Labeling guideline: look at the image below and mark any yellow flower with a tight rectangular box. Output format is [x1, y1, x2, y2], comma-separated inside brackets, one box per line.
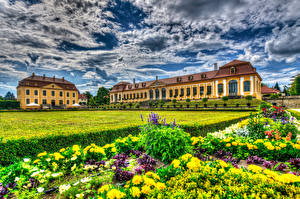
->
[130, 187, 141, 198]
[187, 157, 201, 171]
[111, 147, 117, 153]
[37, 151, 47, 157]
[226, 143, 231, 147]
[33, 159, 40, 164]
[53, 152, 64, 161]
[275, 146, 281, 150]
[191, 137, 199, 145]
[106, 189, 126, 199]
[141, 185, 151, 195]
[143, 176, 156, 186]
[155, 182, 166, 190]
[59, 148, 66, 153]
[218, 160, 228, 168]
[131, 137, 139, 142]
[180, 153, 192, 162]
[132, 175, 143, 185]
[98, 184, 110, 194]
[294, 144, 300, 150]
[248, 165, 263, 173]
[72, 145, 80, 152]
[279, 143, 287, 148]
[171, 159, 181, 168]
[232, 142, 238, 146]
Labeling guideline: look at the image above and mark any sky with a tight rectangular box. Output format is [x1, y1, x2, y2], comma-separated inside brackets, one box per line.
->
[0, 0, 300, 96]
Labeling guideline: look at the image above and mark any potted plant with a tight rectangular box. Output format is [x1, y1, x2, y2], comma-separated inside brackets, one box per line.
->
[222, 96, 228, 107]
[214, 103, 218, 108]
[202, 98, 208, 108]
[245, 95, 253, 107]
[236, 103, 239, 108]
[195, 103, 198, 109]
[172, 99, 177, 108]
[186, 98, 190, 108]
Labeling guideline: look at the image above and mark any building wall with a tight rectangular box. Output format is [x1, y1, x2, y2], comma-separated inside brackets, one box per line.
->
[109, 74, 262, 103]
[17, 83, 78, 109]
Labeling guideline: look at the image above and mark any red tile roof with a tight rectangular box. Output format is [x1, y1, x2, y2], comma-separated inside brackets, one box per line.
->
[261, 85, 280, 94]
[110, 60, 262, 93]
[17, 74, 78, 91]
[79, 94, 87, 100]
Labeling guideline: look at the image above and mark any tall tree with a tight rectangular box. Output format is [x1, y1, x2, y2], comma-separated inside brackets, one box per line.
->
[83, 91, 93, 104]
[4, 92, 16, 100]
[295, 76, 300, 95]
[95, 87, 110, 105]
[0, 95, 3, 100]
[274, 82, 281, 92]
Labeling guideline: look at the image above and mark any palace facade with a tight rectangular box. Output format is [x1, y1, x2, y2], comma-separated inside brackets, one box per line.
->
[110, 60, 262, 103]
[17, 73, 79, 109]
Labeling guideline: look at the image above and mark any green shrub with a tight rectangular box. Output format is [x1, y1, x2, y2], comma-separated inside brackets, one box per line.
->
[139, 125, 192, 163]
[0, 100, 20, 109]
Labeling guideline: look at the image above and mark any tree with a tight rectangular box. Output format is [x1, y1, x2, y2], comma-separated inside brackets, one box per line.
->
[245, 95, 253, 107]
[95, 87, 110, 105]
[4, 92, 15, 100]
[89, 97, 97, 106]
[274, 82, 281, 92]
[83, 91, 93, 105]
[0, 96, 3, 100]
[295, 76, 300, 95]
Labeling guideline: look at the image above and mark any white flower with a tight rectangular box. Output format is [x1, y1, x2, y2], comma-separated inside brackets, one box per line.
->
[23, 158, 30, 162]
[71, 156, 77, 161]
[71, 164, 77, 171]
[37, 187, 45, 193]
[76, 193, 84, 198]
[80, 177, 91, 183]
[14, 177, 20, 182]
[59, 184, 71, 194]
[31, 171, 40, 177]
[73, 181, 79, 186]
[51, 172, 63, 178]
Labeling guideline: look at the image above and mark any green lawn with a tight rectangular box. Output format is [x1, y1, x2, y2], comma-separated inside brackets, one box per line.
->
[0, 110, 251, 140]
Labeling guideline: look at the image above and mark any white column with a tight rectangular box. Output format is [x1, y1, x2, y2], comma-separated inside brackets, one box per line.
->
[240, 77, 244, 96]
[250, 76, 253, 95]
[223, 79, 227, 96]
[215, 80, 219, 97]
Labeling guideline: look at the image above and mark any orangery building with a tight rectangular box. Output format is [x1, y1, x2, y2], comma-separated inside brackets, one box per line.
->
[110, 60, 262, 103]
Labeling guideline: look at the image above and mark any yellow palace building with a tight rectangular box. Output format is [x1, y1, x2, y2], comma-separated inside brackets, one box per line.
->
[17, 73, 79, 109]
[110, 60, 262, 103]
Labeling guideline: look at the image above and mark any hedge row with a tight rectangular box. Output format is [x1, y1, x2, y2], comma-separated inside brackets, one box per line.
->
[0, 116, 247, 165]
[0, 100, 20, 110]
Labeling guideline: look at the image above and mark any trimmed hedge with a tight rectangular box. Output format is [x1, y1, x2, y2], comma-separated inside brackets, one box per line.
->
[0, 100, 20, 110]
[0, 116, 248, 165]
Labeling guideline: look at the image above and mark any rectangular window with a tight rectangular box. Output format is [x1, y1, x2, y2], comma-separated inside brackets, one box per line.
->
[244, 81, 251, 92]
[67, 92, 70, 97]
[59, 100, 63, 105]
[193, 87, 197, 96]
[34, 90, 38, 95]
[43, 90, 46, 96]
[200, 86, 204, 95]
[169, 90, 173, 97]
[60, 91, 63, 97]
[145, 92, 147, 98]
[137, 93, 139, 99]
[34, 99, 38, 104]
[73, 92, 75, 98]
[133, 93, 136, 99]
[52, 91, 55, 96]
[26, 89, 30, 95]
[175, 89, 178, 97]
[26, 99, 30, 104]
[218, 84, 224, 94]
[127, 94, 129, 99]
[130, 94, 132, 99]
[207, 86, 212, 95]
[186, 88, 190, 96]
[180, 88, 184, 96]
[67, 100, 70, 105]
[42, 99, 47, 104]
[141, 93, 143, 98]
[72, 100, 75, 104]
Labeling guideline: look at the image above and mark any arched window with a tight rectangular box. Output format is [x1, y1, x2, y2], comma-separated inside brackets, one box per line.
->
[169, 89, 173, 97]
[149, 90, 153, 99]
[218, 83, 223, 94]
[230, 67, 236, 74]
[155, 89, 160, 99]
[244, 81, 250, 92]
[162, 88, 166, 99]
[229, 80, 238, 96]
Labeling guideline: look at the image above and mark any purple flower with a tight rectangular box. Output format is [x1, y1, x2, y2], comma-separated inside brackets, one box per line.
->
[140, 114, 143, 121]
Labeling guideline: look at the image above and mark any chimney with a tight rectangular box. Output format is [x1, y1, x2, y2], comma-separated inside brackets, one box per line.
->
[43, 74, 45, 79]
[62, 77, 64, 82]
[133, 78, 135, 84]
[214, 63, 218, 71]
[32, 72, 35, 77]
[156, 76, 158, 81]
[53, 75, 55, 81]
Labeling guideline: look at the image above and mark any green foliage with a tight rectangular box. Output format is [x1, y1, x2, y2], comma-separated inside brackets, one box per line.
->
[274, 82, 281, 92]
[186, 98, 191, 103]
[246, 114, 267, 139]
[95, 87, 110, 105]
[222, 96, 229, 101]
[295, 76, 300, 95]
[0, 100, 20, 109]
[156, 165, 181, 183]
[172, 99, 177, 104]
[4, 91, 16, 100]
[245, 95, 253, 101]
[140, 125, 192, 163]
[271, 122, 298, 139]
[270, 93, 280, 99]
[202, 98, 208, 103]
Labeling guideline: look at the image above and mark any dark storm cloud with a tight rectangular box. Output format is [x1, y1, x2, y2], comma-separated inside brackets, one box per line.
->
[139, 36, 169, 52]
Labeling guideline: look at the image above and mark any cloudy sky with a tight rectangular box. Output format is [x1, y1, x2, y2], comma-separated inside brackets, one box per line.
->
[0, 0, 300, 96]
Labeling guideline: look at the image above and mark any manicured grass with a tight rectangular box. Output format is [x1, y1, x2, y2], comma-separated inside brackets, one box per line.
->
[0, 110, 251, 140]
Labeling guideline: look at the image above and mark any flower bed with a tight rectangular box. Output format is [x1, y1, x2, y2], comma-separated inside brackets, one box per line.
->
[0, 109, 299, 199]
